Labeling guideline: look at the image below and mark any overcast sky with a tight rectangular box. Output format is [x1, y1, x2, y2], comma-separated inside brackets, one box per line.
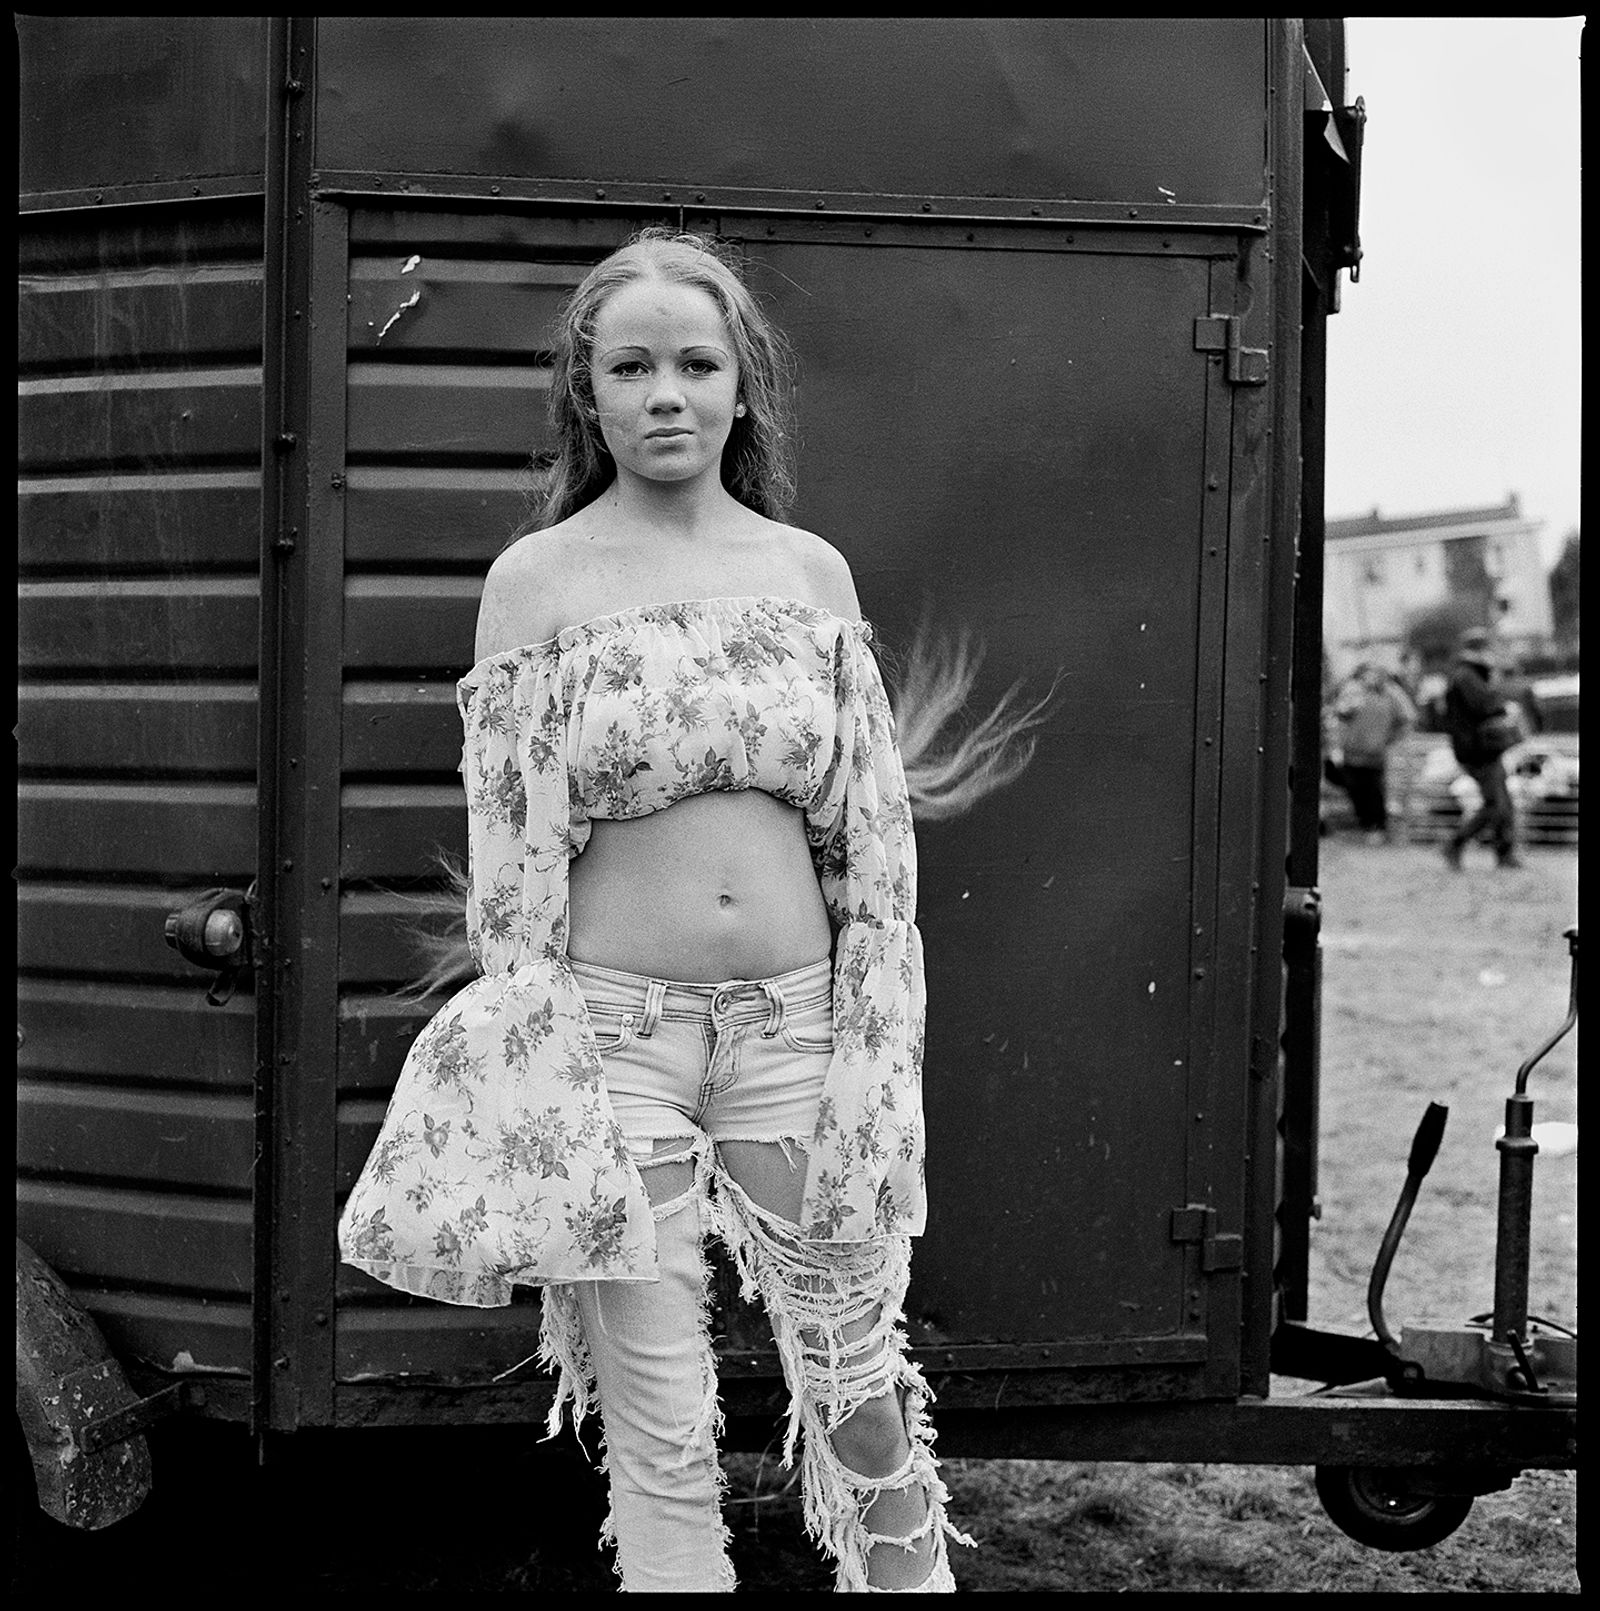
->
[1326, 17, 1583, 567]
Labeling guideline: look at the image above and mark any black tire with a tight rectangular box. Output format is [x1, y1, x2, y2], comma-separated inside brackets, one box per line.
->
[1313, 1464, 1475, 1552]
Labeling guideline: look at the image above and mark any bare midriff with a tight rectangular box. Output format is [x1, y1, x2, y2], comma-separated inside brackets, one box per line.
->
[566, 790, 834, 983]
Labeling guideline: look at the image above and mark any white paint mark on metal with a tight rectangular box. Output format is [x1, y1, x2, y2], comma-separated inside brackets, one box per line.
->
[375, 288, 422, 342]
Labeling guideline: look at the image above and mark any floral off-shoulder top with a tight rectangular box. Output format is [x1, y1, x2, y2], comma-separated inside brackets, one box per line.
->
[338, 595, 926, 1307]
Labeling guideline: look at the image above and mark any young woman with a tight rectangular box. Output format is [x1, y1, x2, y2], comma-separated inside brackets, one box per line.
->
[340, 229, 1040, 1592]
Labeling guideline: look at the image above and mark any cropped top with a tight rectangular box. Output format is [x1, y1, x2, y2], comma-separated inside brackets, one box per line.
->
[338, 595, 927, 1307]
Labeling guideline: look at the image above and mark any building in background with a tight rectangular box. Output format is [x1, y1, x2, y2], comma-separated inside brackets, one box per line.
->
[1323, 494, 1551, 680]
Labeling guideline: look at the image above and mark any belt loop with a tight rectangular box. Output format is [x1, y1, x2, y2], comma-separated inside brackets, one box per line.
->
[760, 979, 785, 1039]
[638, 977, 667, 1038]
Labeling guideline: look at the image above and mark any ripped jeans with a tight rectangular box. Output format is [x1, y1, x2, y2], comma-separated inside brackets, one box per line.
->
[535, 957, 971, 1593]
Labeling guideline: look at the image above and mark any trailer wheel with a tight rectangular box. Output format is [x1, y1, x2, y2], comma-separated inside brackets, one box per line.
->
[1313, 1465, 1474, 1551]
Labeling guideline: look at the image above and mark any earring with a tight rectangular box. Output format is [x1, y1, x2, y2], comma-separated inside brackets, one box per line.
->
[734, 402, 748, 418]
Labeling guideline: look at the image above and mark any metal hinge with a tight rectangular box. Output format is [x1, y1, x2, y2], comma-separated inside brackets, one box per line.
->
[1194, 315, 1268, 386]
[1169, 1204, 1244, 1273]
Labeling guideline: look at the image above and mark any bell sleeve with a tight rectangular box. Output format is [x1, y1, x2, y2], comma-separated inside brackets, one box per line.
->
[337, 649, 654, 1304]
[802, 622, 928, 1243]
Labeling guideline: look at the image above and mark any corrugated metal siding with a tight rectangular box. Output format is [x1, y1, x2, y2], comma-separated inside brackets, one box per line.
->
[16, 203, 266, 1374]
[332, 212, 643, 1379]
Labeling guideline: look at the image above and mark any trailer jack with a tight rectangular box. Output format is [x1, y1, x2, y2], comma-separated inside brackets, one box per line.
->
[1308, 927, 1579, 1551]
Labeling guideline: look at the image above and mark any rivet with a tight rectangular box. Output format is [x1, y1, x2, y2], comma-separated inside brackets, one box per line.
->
[921, 201, 933, 212]
[595, 188, 606, 199]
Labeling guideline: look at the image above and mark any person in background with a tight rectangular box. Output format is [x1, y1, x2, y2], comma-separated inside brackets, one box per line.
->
[1441, 628, 1523, 870]
[1333, 663, 1415, 843]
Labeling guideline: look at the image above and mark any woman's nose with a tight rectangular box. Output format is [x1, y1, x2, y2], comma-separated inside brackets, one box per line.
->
[646, 377, 686, 411]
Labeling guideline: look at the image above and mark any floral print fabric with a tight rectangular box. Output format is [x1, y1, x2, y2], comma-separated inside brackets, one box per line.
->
[338, 595, 926, 1307]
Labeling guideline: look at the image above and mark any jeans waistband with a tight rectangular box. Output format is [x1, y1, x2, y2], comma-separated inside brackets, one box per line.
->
[567, 954, 833, 1037]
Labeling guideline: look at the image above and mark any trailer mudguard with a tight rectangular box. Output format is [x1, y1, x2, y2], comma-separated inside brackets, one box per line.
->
[15, 1239, 153, 1528]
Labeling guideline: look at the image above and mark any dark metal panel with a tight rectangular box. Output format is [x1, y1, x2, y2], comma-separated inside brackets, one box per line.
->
[17, 685, 257, 777]
[16, 784, 256, 879]
[347, 255, 573, 356]
[335, 1306, 546, 1386]
[346, 206, 640, 256]
[18, 369, 263, 474]
[314, 19, 1267, 211]
[334, 1099, 390, 1193]
[17, 1085, 255, 1190]
[337, 892, 438, 987]
[933, 1397, 1579, 1467]
[341, 786, 465, 880]
[345, 362, 546, 462]
[18, 579, 260, 674]
[316, 171, 1270, 233]
[17, 202, 265, 274]
[336, 997, 435, 1094]
[17, 16, 269, 198]
[342, 684, 463, 776]
[18, 266, 263, 369]
[1240, 22, 1311, 1397]
[741, 233, 1214, 1357]
[83, 1293, 252, 1377]
[16, 187, 268, 1398]
[18, 474, 260, 572]
[15, 1181, 253, 1296]
[342, 576, 481, 671]
[17, 980, 255, 1088]
[18, 885, 257, 981]
[343, 467, 526, 566]
[261, 176, 349, 1428]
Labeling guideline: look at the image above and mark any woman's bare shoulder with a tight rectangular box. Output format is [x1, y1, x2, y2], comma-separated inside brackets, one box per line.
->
[475, 528, 581, 659]
[768, 523, 862, 622]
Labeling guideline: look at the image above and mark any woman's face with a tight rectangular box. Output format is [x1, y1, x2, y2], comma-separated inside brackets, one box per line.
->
[588, 277, 741, 489]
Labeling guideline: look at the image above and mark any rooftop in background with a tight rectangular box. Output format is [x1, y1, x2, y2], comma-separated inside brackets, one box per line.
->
[1328, 493, 1529, 542]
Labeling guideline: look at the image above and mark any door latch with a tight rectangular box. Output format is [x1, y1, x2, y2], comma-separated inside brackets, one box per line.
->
[163, 884, 255, 1005]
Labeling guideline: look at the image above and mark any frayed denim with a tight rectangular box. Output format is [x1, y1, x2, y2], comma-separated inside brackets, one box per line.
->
[535, 958, 971, 1593]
